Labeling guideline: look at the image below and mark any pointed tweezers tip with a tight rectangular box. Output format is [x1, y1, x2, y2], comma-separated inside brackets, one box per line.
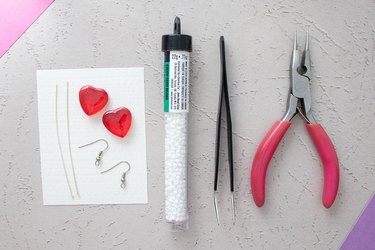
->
[214, 191, 220, 225]
[231, 192, 236, 224]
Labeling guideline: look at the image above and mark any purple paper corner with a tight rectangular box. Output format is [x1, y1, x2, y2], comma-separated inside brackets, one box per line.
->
[341, 193, 375, 250]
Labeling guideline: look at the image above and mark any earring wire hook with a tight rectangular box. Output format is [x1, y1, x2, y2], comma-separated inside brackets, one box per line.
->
[79, 139, 109, 151]
[101, 161, 131, 189]
[78, 139, 109, 166]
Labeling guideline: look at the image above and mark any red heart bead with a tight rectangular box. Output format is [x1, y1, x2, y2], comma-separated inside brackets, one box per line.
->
[79, 85, 109, 116]
[102, 107, 132, 138]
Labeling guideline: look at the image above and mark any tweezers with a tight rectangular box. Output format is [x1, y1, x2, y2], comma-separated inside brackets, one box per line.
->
[214, 36, 235, 225]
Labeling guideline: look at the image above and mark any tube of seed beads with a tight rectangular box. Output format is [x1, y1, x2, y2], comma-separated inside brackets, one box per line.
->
[161, 16, 192, 231]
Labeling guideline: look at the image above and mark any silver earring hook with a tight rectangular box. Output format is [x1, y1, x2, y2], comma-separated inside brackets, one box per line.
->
[100, 161, 131, 189]
[78, 139, 109, 167]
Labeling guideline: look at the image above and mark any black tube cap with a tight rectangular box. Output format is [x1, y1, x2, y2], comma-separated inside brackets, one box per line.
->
[162, 17, 192, 52]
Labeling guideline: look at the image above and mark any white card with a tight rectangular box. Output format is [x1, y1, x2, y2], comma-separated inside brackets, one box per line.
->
[37, 68, 148, 205]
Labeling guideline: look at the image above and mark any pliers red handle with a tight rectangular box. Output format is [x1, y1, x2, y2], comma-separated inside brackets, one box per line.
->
[251, 32, 339, 208]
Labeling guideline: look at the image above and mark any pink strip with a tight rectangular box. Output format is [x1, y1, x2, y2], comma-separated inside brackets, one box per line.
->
[0, 0, 54, 58]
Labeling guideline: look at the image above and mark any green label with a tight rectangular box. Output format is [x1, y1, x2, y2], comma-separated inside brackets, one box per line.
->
[164, 62, 170, 112]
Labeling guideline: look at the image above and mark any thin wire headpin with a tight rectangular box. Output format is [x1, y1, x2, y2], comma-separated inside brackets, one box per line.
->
[101, 161, 131, 189]
[78, 139, 109, 167]
[66, 82, 79, 197]
[55, 85, 75, 199]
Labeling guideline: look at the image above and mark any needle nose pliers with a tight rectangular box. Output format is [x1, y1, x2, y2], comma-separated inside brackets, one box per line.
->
[250, 32, 339, 208]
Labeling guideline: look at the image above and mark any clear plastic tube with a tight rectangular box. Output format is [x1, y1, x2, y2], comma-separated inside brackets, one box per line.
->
[165, 113, 188, 231]
[162, 16, 191, 231]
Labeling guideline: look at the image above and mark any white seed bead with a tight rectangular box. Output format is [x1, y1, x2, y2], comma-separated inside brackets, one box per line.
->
[165, 112, 188, 226]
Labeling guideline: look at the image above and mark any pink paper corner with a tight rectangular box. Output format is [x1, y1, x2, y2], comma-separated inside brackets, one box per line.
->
[0, 0, 54, 58]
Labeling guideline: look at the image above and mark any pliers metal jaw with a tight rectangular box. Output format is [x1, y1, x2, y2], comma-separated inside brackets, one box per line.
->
[282, 32, 315, 124]
[250, 32, 340, 209]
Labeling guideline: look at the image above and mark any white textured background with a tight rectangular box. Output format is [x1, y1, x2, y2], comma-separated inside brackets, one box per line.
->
[1, 0, 374, 249]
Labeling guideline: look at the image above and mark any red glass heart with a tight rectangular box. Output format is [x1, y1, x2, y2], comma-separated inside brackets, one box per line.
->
[79, 85, 109, 116]
[102, 107, 132, 138]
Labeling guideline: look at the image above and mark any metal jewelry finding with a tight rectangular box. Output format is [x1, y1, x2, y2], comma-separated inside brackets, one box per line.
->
[100, 161, 131, 189]
[78, 139, 109, 167]
[66, 82, 80, 197]
[55, 85, 75, 199]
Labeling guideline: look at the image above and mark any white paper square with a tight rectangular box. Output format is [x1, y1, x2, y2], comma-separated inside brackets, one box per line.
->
[37, 68, 147, 205]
